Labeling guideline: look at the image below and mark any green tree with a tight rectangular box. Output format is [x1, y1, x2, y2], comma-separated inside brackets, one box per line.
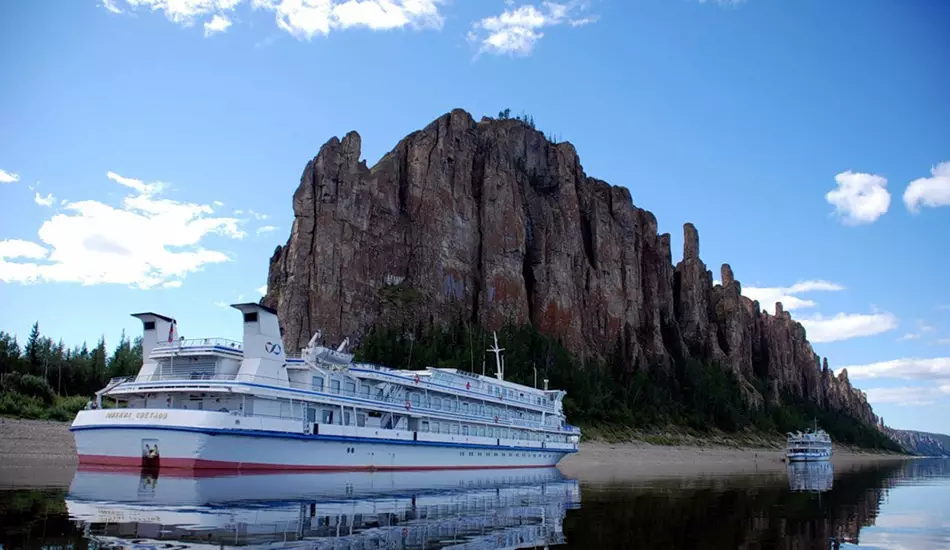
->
[24, 322, 41, 373]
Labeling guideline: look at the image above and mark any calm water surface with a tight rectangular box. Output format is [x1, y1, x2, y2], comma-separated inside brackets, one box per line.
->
[1, 458, 948, 549]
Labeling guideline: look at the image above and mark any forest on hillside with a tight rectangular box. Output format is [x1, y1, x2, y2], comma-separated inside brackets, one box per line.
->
[355, 320, 902, 452]
[0, 319, 902, 452]
[0, 323, 141, 420]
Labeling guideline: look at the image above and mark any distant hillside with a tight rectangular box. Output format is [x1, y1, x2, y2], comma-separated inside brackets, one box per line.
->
[885, 427, 950, 456]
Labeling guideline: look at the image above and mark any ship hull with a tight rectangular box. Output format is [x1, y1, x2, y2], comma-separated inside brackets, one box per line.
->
[71, 410, 572, 471]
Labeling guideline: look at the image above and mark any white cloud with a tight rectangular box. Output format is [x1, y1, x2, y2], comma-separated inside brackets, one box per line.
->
[214, 301, 228, 308]
[904, 161, 950, 213]
[935, 338, 950, 346]
[163, 280, 183, 288]
[248, 209, 269, 221]
[699, 0, 746, 6]
[257, 285, 267, 295]
[213, 200, 225, 207]
[825, 170, 891, 225]
[0, 240, 49, 260]
[0, 169, 20, 184]
[899, 320, 936, 342]
[34, 192, 55, 208]
[109, 0, 242, 25]
[741, 279, 845, 312]
[101, 0, 123, 13]
[104, 0, 443, 39]
[864, 386, 949, 407]
[0, 171, 246, 289]
[204, 14, 232, 36]
[841, 356, 950, 382]
[797, 312, 898, 343]
[256, 225, 278, 235]
[469, 1, 596, 57]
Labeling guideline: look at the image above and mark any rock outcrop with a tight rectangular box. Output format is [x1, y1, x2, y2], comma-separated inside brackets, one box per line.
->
[264, 108, 878, 426]
[884, 428, 950, 456]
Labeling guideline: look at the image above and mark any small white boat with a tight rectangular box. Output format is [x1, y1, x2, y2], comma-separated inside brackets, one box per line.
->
[785, 421, 833, 462]
[70, 304, 581, 471]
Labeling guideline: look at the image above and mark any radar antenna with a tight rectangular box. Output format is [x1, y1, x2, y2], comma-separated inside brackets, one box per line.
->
[488, 331, 505, 381]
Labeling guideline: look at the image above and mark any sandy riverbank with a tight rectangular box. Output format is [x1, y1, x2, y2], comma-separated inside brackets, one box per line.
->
[0, 418, 909, 489]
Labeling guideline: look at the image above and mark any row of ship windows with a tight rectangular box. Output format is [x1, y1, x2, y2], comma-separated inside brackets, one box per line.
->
[314, 409, 571, 443]
[430, 372, 553, 407]
[311, 377, 544, 423]
[458, 451, 546, 458]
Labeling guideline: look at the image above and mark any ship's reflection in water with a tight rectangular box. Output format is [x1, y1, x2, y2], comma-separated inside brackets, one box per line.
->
[787, 460, 834, 493]
[65, 466, 582, 549]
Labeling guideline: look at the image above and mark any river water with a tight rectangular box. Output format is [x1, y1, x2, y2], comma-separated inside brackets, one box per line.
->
[1, 458, 947, 549]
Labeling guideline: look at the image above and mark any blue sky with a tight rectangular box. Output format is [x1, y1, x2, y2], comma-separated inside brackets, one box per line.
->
[1, 0, 948, 433]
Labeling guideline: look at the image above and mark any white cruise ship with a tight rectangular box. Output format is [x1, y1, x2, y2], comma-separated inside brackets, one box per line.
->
[70, 303, 581, 471]
[785, 423, 833, 462]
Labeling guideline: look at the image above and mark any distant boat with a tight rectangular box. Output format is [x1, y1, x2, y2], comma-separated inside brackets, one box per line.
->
[785, 420, 833, 462]
[69, 304, 581, 471]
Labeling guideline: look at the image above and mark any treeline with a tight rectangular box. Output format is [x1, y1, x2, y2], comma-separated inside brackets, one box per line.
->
[355, 320, 902, 452]
[0, 322, 142, 420]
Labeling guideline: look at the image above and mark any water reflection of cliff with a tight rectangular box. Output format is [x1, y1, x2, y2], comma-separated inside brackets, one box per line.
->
[64, 466, 581, 549]
[563, 461, 909, 549]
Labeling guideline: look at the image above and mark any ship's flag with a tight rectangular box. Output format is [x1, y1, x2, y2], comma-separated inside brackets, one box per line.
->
[168, 320, 176, 343]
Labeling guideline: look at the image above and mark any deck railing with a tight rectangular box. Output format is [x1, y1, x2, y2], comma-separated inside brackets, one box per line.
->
[153, 338, 243, 352]
[110, 372, 569, 432]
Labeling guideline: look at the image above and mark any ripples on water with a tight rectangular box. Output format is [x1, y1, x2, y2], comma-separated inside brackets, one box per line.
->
[1, 458, 948, 549]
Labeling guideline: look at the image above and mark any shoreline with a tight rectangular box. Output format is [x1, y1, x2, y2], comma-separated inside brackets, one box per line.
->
[0, 417, 911, 489]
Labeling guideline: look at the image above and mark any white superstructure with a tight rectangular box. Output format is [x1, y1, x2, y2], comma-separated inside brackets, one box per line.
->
[785, 423, 833, 462]
[70, 303, 581, 471]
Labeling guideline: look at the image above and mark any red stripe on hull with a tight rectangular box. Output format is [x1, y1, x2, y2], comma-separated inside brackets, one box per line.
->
[77, 454, 555, 475]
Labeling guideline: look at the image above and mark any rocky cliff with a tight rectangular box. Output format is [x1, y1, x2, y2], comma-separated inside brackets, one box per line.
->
[885, 428, 950, 456]
[264, 108, 878, 426]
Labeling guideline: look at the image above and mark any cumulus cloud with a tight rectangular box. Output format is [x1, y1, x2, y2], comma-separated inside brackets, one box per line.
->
[0, 169, 20, 184]
[0, 240, 49, 260]
[248, 209, 269, 221]
[740, 279, 844, 312]
[256, 225, 278, 235]
[257, 284, 267, 295]
[797, 312, 898, 343]
[102, 0, 443, 39]
[204, 14, 232, 36]
[825, 170, 891, 225]
[0, 171, 246, 289]
[840, 356, 950, 382]
[864, 385, 950, 407]
[468, 1, 596, 57]
[34, 192, 55, 208]
[903, 161, 950, 213]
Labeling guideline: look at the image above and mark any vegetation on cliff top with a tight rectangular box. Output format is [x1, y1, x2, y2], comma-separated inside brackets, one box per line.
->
[355, 319, 902, 452]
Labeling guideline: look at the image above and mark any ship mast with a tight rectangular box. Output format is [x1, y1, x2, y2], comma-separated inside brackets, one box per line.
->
[488, 331, 505, 381]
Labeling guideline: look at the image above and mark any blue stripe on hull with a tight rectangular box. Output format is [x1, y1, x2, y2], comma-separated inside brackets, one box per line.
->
[70, 424, 577, 455]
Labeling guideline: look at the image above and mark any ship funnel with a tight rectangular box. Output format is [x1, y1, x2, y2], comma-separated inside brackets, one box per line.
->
[130, 312, 177, 359]
[231, 303, 286, 361]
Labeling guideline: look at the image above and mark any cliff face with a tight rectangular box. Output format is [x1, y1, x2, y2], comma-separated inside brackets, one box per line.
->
[885, 428, 950, 456]
[264, 108, 877, 426]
